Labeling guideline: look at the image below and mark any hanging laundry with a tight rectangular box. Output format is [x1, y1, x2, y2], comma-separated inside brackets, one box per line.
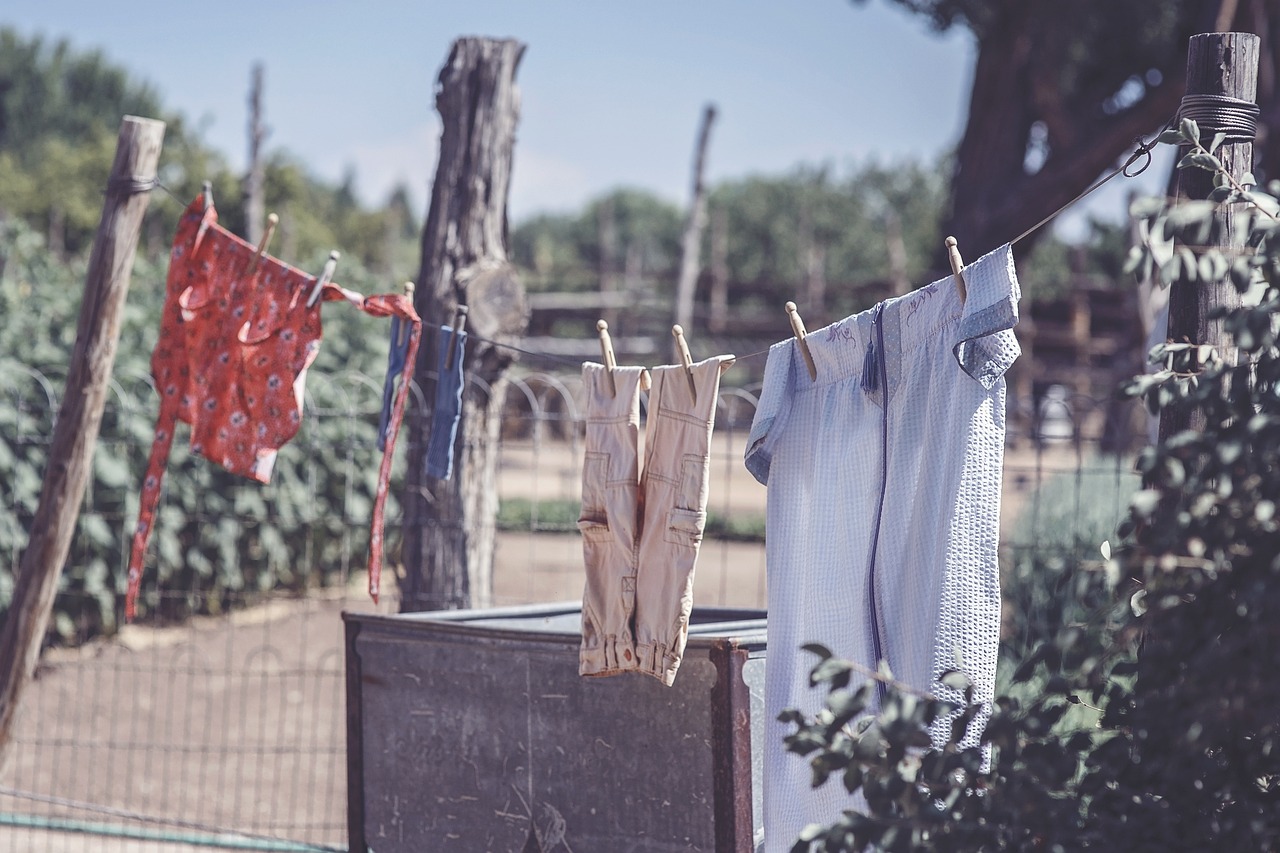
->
[377, 315, 414, 452]
[126, 196, 420, 619]
[578, 355, 733, 686]
[424, 325, 467, 480]
[744, 245, 1020, 849]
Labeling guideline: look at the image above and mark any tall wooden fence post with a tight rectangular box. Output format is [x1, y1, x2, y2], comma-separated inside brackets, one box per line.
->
[1160, 32, 1260, 441]
[0, 115, 165, 758]
[244, 62, 267, 246]
[400, 38, 527, 612]
[672, 104, 717, 361]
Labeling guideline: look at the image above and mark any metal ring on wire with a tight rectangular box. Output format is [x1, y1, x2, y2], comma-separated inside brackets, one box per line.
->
[1176, 93, 1261, 145]
[1123, 136, 1155, 178]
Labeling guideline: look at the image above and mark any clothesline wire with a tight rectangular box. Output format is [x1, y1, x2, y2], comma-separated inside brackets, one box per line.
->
[145, 126, 1165, 375]
[1009, 126, 1162, 247]
[462, 331, 774, 370]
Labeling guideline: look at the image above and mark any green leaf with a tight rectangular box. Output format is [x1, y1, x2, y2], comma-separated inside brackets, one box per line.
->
[1129, 195, 1166, 219]
[1178, 152, 1220, 172]
[1179, 116, 1200, 144]
[938, 670, 971, 692]
[810, 657, 853, 689]
[1131, 489, 1161, 517]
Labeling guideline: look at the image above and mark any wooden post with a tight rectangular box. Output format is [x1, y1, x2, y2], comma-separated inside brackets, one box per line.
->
[597, 195, 618, 330]
[885, 209, 910, 297]
[400, 38, 527, 612]
[708, 207, 729, 335]
[672, 104, 717, 362]
[1160, 32, 1260, 441]
[244, 62, 267, 246]
[0, 116, 165, 758]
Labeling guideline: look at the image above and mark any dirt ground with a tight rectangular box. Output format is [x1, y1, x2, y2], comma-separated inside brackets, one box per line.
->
[0, 435, 1089, 852]
[0, 437, 771, 853]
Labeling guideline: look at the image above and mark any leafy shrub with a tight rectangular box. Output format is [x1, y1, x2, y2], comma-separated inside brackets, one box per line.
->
[1000, 456, 1138, 668]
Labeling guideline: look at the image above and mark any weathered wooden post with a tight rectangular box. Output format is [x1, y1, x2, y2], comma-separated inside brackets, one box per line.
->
[1159, 32, 1260, 441]
[597, 195, 619, 331]
[244, 62, 267, 246]
[672, 104, 716, 361]
[400, 38, 527, 612]
[708, 207, 729, 335]
[0, 115, 165, 757]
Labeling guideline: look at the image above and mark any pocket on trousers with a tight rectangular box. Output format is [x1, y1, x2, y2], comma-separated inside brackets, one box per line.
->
[581, 451, 610, 519]
[663, 507, 707, 547]
[577, 517, 612, 541]
[678, 454, 709, 511]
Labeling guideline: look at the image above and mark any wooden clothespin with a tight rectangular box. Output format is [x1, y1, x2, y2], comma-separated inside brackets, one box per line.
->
[202, 180, 214, 211]
[393, 281, 415, 347]
[306, 250, 340, 307]
[672, 324, 699, 403]
[785, 301, 818, 382]
[445, 305, 469, 370]
[945, 236, 968, 303]
[247, 213, 279, 275]
[597, 319, 618, 397]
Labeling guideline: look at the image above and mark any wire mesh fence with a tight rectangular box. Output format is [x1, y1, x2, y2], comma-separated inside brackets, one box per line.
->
[0, 360, 1150, 850]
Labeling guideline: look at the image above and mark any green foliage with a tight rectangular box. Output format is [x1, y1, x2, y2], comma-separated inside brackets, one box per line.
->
[511, 187, 684, 294]
[0, 27, 421, 275]
[0, 27, 214, 256]
[1001, 457, 1138, 669]
[780, 122, 1280, 851]
[510, 160, 950, 325]
[712, 161, 947, 317]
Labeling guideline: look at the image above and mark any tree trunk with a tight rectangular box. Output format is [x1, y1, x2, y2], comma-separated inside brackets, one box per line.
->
[244, 63, 266, 246]
[400, 38, 527, 613]
[0, 116, 165, 761]
[1242, 0, 1280, 181]
[941, 2, 1227, 261]
[1160, 31, 1260, 441]
[672, 104, 717, 360]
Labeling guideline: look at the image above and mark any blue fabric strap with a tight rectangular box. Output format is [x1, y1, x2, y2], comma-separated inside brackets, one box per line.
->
[426, 325, 467, 480]
[377, 316, 412, 452]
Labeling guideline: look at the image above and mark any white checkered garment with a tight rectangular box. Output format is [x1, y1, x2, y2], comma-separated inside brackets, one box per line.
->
[745, 244, 1020, 851]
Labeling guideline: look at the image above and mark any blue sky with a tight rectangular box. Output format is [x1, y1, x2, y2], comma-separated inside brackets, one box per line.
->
[4, 0, 978, 221]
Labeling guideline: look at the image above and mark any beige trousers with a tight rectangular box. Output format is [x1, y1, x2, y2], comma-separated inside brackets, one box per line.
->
[578, 357, 731, 685]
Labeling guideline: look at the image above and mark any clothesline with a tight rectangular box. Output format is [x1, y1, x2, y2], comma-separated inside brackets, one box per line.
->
[462, 330, 775, 371]
[143, 125, 1161, 381]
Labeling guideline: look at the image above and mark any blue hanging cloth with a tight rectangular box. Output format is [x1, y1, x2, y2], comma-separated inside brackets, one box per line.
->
[426, 325, 467, 480]
[377, 316, 413, 452]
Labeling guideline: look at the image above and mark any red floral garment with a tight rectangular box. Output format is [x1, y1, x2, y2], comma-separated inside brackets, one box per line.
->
[126, 197, 420, 618]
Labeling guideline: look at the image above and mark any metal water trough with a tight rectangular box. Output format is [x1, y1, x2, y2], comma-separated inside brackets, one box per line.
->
[344, 603, 767, 852]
